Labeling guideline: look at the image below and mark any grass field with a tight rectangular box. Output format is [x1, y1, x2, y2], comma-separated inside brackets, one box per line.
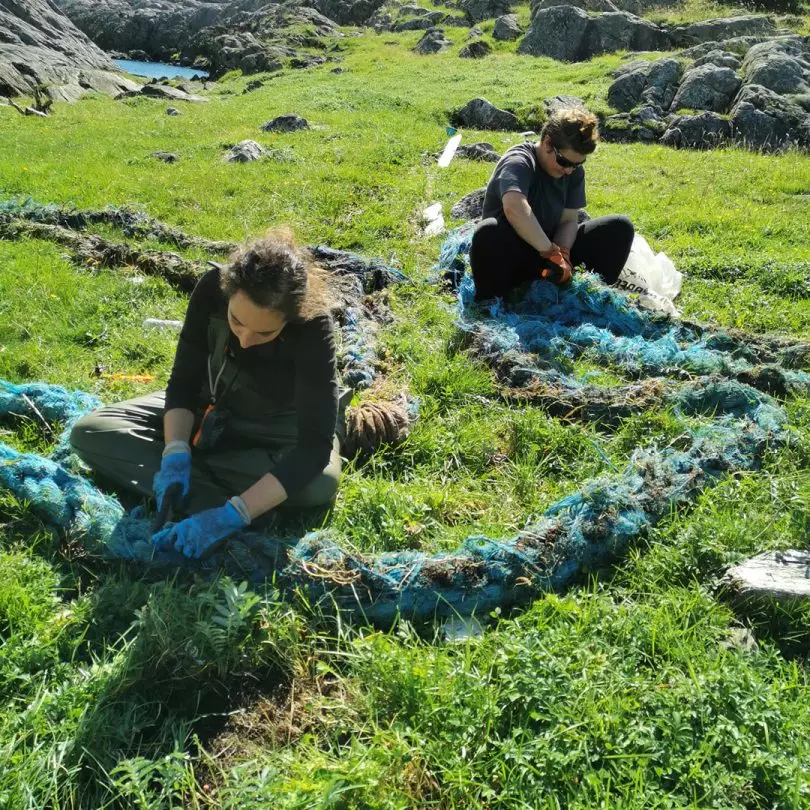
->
[1, 3, 810, 806]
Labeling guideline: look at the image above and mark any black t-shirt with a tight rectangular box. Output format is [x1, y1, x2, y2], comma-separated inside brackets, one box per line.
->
[165, 267, 338, 496]
[481, 142, 587, 236]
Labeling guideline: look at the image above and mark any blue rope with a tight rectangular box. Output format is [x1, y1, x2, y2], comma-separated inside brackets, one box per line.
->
[0, 233, 805, 626]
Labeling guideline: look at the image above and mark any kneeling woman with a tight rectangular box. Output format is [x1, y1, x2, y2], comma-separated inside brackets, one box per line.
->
[470, 105, 634, 300]
[71, 230, 341, 558]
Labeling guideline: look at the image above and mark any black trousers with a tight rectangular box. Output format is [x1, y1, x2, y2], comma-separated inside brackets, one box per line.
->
[469, 214, 635, 301]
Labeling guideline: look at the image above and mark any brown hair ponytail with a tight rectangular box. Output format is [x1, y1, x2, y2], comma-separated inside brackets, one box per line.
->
[541, 107, 600, 155]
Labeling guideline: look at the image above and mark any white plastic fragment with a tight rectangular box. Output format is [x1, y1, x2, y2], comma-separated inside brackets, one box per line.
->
[143, 318, 183, 331]
[437, 132, 462, 168]
[422, 202, 445, 237]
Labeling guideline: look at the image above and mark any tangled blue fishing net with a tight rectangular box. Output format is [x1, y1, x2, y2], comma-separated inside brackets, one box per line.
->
[1, 227, 807, 627]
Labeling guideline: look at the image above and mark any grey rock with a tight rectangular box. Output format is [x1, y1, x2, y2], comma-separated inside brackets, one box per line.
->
[742, 40, 810, 95]
[493, 13, 521, 40]
[660, 111, 731, 148]
[518, 5, 590, 61]
[153, 151, 179, 163]
[692, 49, 741, 69]
[243, 79, 265, 94]
[582, 11, 669, 56]
[165, 106, 181, 115]
[399, 4, 432, 16]
[443, 14, 471, 26]
[467, 25, 484, 38]
[136, 83, 207, 102]
[413, 27, 452, 53]
[544, 94, 587, 115]
[457, 141, 501, 160]
[452, 97, 520, 130]
[459, 39, 492, 58]
[672, 15, 777, 48]
[331, 66, 345, 73]
[0, 0, 140, 100]
[730, 82, 810, 150]
[451, 187, 486, 220]
[608, 57, 681, 112]
[532, 0, 618, 14]
[290, 54, 327, 69]
[261, 114, 310, 132]
[670, 64, 741, 113]
[393, 16, 436, 31]
[224, 139, 267, 162]
[460, 0, 512, 23]
[608, 59, 653, 111]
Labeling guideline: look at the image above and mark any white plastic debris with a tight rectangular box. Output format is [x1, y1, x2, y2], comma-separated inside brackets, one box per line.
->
[442, 615, 484, 643]
[616, 234, 683, 316]
[143, 318, 183, 331]
[422, 202, 445, 237]
[437, 132, 462, 168]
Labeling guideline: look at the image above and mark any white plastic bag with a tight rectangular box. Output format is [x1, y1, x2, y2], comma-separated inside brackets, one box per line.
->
[615, 235, 683, 316]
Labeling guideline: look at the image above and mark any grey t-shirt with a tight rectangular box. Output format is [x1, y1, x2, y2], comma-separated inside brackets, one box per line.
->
[481, 142, 586, 237]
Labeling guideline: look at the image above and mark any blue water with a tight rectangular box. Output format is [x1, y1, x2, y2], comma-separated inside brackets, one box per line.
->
[114, 59, 209, 80]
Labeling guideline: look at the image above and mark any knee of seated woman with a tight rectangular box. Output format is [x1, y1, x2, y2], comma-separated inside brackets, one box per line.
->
[283, 471, 340, 509]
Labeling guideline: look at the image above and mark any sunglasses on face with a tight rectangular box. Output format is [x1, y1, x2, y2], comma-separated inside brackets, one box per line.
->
[552, 144, 586, 170]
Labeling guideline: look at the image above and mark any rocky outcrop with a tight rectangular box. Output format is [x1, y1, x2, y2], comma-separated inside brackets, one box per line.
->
[451, 97, 520, 130]
[57, 0, 344, 76]
[0, 0, 139, 100]
[57, 0, 227, 61]
[413, 27, 452, 54]
[459, 0, 512, 24]
[459, 39, 491, 58]
[604, 35, 810, 152]
[518, 9, 781, 63]
[492, 13, 520, 40]
[457, 142, 501, 161]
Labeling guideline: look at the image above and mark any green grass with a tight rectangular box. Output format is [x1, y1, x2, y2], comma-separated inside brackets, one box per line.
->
[1, 7, 810, 807]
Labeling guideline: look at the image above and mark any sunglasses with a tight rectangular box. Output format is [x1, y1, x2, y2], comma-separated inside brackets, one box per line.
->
[552, 144, 586, 170]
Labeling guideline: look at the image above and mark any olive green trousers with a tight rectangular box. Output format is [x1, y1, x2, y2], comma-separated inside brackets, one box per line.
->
[69, 391, 342, 514]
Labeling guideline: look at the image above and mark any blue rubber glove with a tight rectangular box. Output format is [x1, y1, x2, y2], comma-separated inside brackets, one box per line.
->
[152, 450, 191, 530]
[151, 501, 248, 559]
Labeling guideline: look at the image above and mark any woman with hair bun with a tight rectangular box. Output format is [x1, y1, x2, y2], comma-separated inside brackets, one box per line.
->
[469, 106, 635, 301]
[70, 229, 343, 559]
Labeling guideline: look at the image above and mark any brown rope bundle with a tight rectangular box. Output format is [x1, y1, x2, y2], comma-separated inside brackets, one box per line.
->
[342, 401, 409, 457]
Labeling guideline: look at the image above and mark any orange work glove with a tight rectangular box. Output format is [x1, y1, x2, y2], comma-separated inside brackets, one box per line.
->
[539, 243, 573, 284]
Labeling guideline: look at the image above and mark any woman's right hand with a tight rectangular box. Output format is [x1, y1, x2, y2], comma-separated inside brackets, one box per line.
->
[152, 442, 192, 530]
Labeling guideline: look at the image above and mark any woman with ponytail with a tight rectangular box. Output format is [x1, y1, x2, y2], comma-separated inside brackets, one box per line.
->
[469, 106, 634, 301]
[70, 229, 344, 559]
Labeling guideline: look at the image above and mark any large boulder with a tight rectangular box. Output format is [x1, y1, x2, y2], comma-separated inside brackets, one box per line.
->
[669, 64, 741, 112]
[457, 142, 501, 160]
[608, 56, 681, 111]
[452, 97, 520, 130]
[413, 27, 452, 53]
[692, 49, 741, 69]
[224, 139, 267, 162]
[660, 111, 731, 148]
[742, 40, 810, 95]
[493, 13, 521, 40]
[517, 5, 590, 61]
[0, 0, 139, 100]
[451, 187, 486, 220]
[459, 0, 512, 24]
[313, 0, 387, 25]
[532, 0, 618, 13]
[519, 5, 669, 61]
[459, 39, 492, 58]
[581, 11, 669, 56]
[730, 82, 810, 150]
[672, 15, 777, 48]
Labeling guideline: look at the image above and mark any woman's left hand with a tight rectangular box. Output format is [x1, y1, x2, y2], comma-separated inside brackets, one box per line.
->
[151, 501, 248, 559]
